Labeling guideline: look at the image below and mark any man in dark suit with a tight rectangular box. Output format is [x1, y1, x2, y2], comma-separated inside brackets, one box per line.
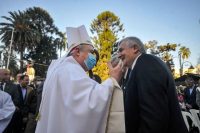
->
[16, 74, 33, 133]
[0, 69, 19, 106]
[184, 77, 198, 110]
[118, 37, 188, 133]
[0, 69, 20, 133]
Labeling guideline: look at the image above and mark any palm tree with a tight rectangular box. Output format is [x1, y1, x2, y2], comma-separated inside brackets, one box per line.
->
[179, 46, 191, 60]
[0, 45, 19, 75]
[179, 46, 191, 76]
[54, 32, 66, 57]
[0, 10, 40, 72]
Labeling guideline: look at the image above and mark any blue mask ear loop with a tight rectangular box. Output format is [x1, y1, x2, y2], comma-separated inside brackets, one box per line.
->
[89, 49, 99, 79]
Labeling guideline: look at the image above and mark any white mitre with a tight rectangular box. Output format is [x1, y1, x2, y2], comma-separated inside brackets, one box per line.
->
[66, 25, 93, 55]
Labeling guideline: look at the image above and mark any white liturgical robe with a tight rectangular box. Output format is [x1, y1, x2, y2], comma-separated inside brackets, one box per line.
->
[35, 56, 117, 133]
[0, 91, 15, 133]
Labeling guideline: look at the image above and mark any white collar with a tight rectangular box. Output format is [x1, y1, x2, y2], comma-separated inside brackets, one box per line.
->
[123, 54, 142, 80]
[0, 82, 6, 91]
[131, 53, 142, 70]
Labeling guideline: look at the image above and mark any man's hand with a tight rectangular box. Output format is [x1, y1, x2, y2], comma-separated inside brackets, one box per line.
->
[108, 60, 123, 82]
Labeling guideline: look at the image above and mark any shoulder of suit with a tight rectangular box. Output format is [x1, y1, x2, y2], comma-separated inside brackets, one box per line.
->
[5, 82, 18, 89]
[135, 54, 159, 66]
[138, 54, 158, 61]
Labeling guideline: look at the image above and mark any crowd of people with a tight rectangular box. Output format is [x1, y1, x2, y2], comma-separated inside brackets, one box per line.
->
[0, 69, 40, 133]
[177, 78, 200, 111]
[0, 25, 199, 133]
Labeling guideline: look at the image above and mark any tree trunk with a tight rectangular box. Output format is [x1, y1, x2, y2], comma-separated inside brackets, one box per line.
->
[20, 45, 24, 73]
[179, 52, 182, 76]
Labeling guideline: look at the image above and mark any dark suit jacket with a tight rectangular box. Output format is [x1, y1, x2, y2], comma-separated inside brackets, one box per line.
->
[4, 82, 19, 106]
[124, 54, 188, 133]
[36, 82, 44, 115]
[184, 85, 198, 109]
[16, 84, 33, 116]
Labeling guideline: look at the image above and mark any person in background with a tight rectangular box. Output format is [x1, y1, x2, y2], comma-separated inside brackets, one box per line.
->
[0, 90, 15, 133]
[16, 73, 23, 84]
[196, 79, 200, 112]
[0, 69, 19, 133]
[16, 75, 33, 133]
[105, 55, 125, 133]
[117, 36, 188, 133]
[177, 87, 186, 110]
[184, 77, 198, 110]
[24, 82, 37, 133]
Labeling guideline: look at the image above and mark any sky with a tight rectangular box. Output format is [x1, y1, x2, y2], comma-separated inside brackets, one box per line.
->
[0, 0, 200, 69]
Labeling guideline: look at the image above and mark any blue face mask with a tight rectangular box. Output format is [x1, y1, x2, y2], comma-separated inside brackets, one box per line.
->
[84, 53, 97, 70]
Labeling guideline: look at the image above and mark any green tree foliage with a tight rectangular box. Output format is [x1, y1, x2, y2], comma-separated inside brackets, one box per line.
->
[178, 46, 191, 76]
[27, 35, 57, 77]
[145, 41, 177, 62]
[0, 10, 40, 71]
[158, 43, 177, 62]
[54, 32, 66, 58]
[144, 40, 159, 55]
[90, 11, 124, 80]
[145, 41, 192, 77]
[145, 41, 178, 76]
[0, 45, 19, 76]
[25, 7, 58, 35]
[179, 46, 191, 60]
[25, 7, 65, 77]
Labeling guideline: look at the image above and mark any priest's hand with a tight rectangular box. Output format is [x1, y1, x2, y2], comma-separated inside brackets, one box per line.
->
[108, 60, 123, 82]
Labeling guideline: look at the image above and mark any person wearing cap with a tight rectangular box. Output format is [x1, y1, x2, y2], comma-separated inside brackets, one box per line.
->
[35, 25, 123, 133]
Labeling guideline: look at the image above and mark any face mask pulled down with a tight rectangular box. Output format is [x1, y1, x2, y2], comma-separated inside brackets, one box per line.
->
[84, 53, 96, 70]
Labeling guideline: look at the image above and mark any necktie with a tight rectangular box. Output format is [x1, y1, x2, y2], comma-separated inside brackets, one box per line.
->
[126, 68, 132, 79]
[122, 68, 131, 90]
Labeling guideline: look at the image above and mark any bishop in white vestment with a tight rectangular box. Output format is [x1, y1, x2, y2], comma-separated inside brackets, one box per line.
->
[35, 25, 122, 133]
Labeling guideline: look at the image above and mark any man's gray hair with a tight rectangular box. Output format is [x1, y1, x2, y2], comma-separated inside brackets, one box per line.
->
[119, 37, 146, 54]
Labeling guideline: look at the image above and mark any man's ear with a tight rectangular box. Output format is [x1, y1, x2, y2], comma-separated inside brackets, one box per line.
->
[76, 48, 81, 56]
[71, 47, 80, 56]
[132, 45, 139, 53]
